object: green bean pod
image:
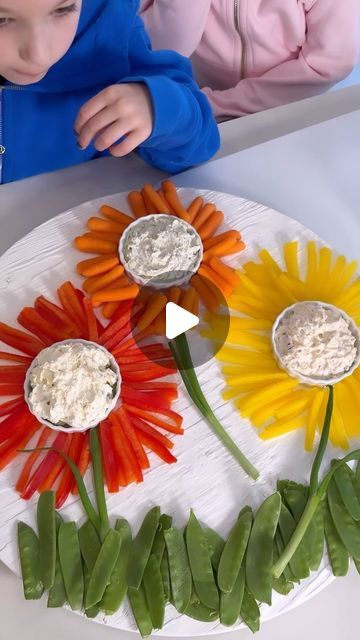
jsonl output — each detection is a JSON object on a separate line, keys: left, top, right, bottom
{"left": 203, "top": 527, "right": 225, "bottom": 572}
{"left": 184, "top": 601, "right": 219, "bottom": 622}
{"left": 37, "top": 491, "right": 56, "bottom": 590}
{"left": 327, "top": 477, "right": 360, "bottom": 559}
{"left": 160, "top": 549, "right": 171, "bottom": 603}
{"left": 246, "top": 493, "right": 281, "bottom": 604}
{"left": 151, "top": 514, "right": 173, "bottom": 565}
{"left": 143, "top": 554, "right": 165, "bottom": 630}
{"left": 164, "top": 527, "right": 192, "bottom": 614}
{"left": 128, "top": 585, "right": 153, "bottom": 638}
{"left": 58, "top": 521, "right": 84, "bottom": 611}
{"left": 285, "top": 489, "right": 324, "bottom": 571}
{"left": 278, "top": 503, "right": 310, "bottom": 580}
{"left": 127, "top": 507, "right": 161, "bottom": 590}
{"left": 323, "top": 500, "right": 349, "bottom": 576}
{"left": 18, "top": 522, "right": 43, "bottom": 600}
{"left": 218, "top": 508, "right": 252, "bottom": 593}
{"left": 333, "top": 462, "right": 360, "bottom": 520}
{"left": 48, "top": 513, "right": 66, "bottom": 608}
{"left": 101, "top": 518, "right": 132, "bottom": 615}
{"left": 185, "top": 510, "right": 219, "bottom": 611}
{"left": 240, "top": 587, "right": 260, "bottom": 633}
{"left": 86, "top": 529, "right": 121, "bottom": 610}
{"left": 220, "top": 566, "right": 245, "bottom": 626}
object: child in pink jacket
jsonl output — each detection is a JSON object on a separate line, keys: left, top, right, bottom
{"left": 140, "top": 0, "right": 360, "bottom": 118}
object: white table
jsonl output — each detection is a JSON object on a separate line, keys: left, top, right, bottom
{"left": 1, "top": 88, "right": 360, "bottom": 640}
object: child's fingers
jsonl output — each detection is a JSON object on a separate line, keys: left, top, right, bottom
{"left": 94, "top": 120, "right": 131, "bottom": 153}
{"left": 74, "top": 86, "right": 118, "bottom": 134}
{"left": 77, "top": 107, "right": 122, "bottom": 150}
{"left": 109, "top": 128, "right": 150, "bottom": 157}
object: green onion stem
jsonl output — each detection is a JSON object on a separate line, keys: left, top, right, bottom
{"left": 90, "top": 427, "right": 109, "bottom": 540}
{"left": 309, "top": 386, "right": 333, "bottom": 496}
{"left": 170, "top": 333, "right": 259, "bottom": 481}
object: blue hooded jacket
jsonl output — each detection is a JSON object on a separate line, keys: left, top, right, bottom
{"left": 0, "top": 0, "right": 219, "bottom": 184}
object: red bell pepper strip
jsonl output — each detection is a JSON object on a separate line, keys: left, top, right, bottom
{"left": 39, "top": 435, "right": 72, "bottom": 492}
{"left": 115, "top": 406, "right": 150, "bottom": 470}
{"left": 121, "top": 368, "right": 175, "bottom": 383}
{"left": 0, "top": 396, "right": 24, "bottom": 417}
{"left": 99, "top": 421, "right": 119, "bottom": 493}
{"left": 131, "top": 416, "right": 174, "bottom": 450}
{"left": 116, "top": 348, "right": 171, "bottom": 366}
{"left": 0, "top": 417, "right": 40, "bottom": 471}
{"left": 0, "top": 351, "right": 32, "bottom": 365}
{"left": 136, "top": 430, "right": 177, "bottom": 464}
{"left": 35, "top": 296, "right": 82, "bottom": 338}
{"left": 55, "top": 433, "right": 84, "bottom": 508}
{"left": 111, "top": 299, "right": 137, "bottom": 322}
{"left": 112, "top": 326, "right": 154, "bottom": 354}
{"left": 0, "top": 321, "right": 45, "bottom": 357}
{"left": 0, "top": 383, "right": 24, "bottom": 396}
{"left": 57, "top": 282, "right": 88, "bottom": 336}
{"left": 76, "top": 288, "right": 104, "bottom": 337}
{"left": 72, "top": 431, "right": 91, "bottom": 494}
{"left": 108, "top": 412, "right": 143, "bottom": 484}
{"left": 21, "top": 431, "right": 69, "bottom": 500}
{"left": 126, "top": 381, "right": 178, "bottom": 392}
{"left": 0, "top": 365, "right": 28, "bottom": 384}
{"left": 83, "top": 298, "right": 99, "bottom": 342}
{"left": 15, "top": 427, "right": 51, "bottom": 493}
{"left": 121, "top": 386, "right": 176, "bottom": 409}
{"left": 102, "top": 310, "right": 143, "bottom": 353}
{"left": 99, "top": 304, "right": 139, "bottom": 347}
{"left": 124, "top": 404, "right": 184, "bottom": 434}
{"left": 18, "top": 307, "right": 73, "bottom": 343}
{"left": 0, "top": 402, "right": 31, "bottom": 443}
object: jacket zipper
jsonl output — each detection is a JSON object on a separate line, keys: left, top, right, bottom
{"left": 234, "top": 0, "right": 246, "bottom": 80}
{"left": 0, "top": 88, "right": 5, "bottom": 185}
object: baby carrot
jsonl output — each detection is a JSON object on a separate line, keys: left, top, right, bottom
{"left": 219, "top": 240, "right": 246, "bottom": 257}
{"left": 83, "top": 231, "right": 121, "bottom": 244}
{"left": 83, "top": 265, "right": 125, "bottom": 295}
{"left": 138, "top": 293, "right": 167, "bottom": 331}
{"left": 164, "top": 191, "right": 190, "bottom": 223}
{"left": 74, "top": 236, "right": 118, "bottom": 255}
{"left": 91, "top": 284, "right": 139, "bottom": 305}
{"left": 179, "top": 286, "right": 196, "bottom": 312}
{"left": 198, "top": 264, "right": 233, "bottom": 298}
{"left": 99, "top": 205, "right": 133, "bottom": 226}
{"left": 203, "top": 230, "right": 241, "bottom": 251}
{"left": 198, "top": 210, "right": 224, "bottom": 240}
{"left": 128, "top": 191, "right": 148, "bottom": 218}
{"left": 187, "top": 197, "right": 204, "bottom": 224}
{"left": 141, "top": 189, "right": 154, "bottom": 213}
{"left": 203, "top": 237, "right": 241, "bottom": 261}
{"left": 161, "top": 179, "right": 177, "bottom": 194}
{"left": 143, "top": 184, "right": 170, "bottom": 214}
{"left": 87, "top": 217, "right": 125, "bottom": 235}
{"left": 192, "top": 290, "right": 200, "bottom": 316}
{"left": 77, "top": 255, "right": 119, "bottom": 278}
{"left": 102, "top": 302, "right": 122, "bottom": 319}
{"left": 209, "top": 257, "right": 240, "bottom": 287}
{"left": 168, "top": 287, "right": 182, "bottom": 305}
{"left": 193, "top": 203, "right": 216, "bottom": 230}
{"left": 158, "top": 189, "right": 174, "bottom": 213}
{"left": 191, "top": 275, "right": 219, "bottom": 312}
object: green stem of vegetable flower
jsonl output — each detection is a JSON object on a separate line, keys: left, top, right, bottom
{"left": 309, "top": 385, "right": 334, "bottom": 497}
{"left": 19, "top": 446, "right": 101, "bottom": 535}
{"left": 90, "top": 427, "right": 109, "bottom": 540}
{"left": 169, "top": 333, "right": 259, "bottom": 481}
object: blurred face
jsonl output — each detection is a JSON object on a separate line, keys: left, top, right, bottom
{"left": 0, "top": 0, "right": 82, "bottom": 85}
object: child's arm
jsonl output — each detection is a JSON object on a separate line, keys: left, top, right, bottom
{"left": 139, "top": 0, "right": 211, "bottom": 56}
{"left": 203, "top": 0, "right": 360, "bottom": 118}
{"left": 75, "top": 14, "right": 220, "bottom": 173}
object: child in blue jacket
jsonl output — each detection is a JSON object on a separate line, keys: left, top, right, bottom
{"left": 0, "top": 0, "right": 220, "bottom": 184}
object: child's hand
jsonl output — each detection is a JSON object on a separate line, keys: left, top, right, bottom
{"left": 74, "top": 83, "right": 153, "bottom": 156}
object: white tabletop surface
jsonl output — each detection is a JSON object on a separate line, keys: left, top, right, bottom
{"left": 0, "top": 87, "right": 360, "bottom": 639}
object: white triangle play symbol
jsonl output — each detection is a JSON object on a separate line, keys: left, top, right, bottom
{"left": 166, "top": 302, "right": 199, "bottom": 340}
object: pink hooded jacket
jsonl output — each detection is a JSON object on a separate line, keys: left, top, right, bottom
{"left": 140, "top": 0, "right": 360, "bottom": 118}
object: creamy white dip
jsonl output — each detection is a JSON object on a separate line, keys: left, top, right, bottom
{"left": 122, "top": 216, "right": 202, "bottom": 282}
{"left": 274, "top": 302, "right": 358, "bottom": 379}
{"left": 28, "top": 343, "right": 118, "bottom": 428}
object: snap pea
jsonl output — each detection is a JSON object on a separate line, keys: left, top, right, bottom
{"left": 128, "top": 585, "right": 153, "bottom": 638}
{"left": 220, "top": 566, "right": 245, "bottom": 626}
{"left": 354, "top": 461, "right": 360, "bottom": 499}
{"left": 203, "top": 527, "right": 225, "bottom": 572}
{"left": 151, "top": 514, "right": 173, "bottom": 565}
{"left": 327, "top": 477, "right": 360, "bottom": 559}
{"left": 277, "top": 479, "right": 306, "bottom": 496}
{"left": 18, "top": 522, "right": 43, "bottom": 600}
{"left": 184, "top": 601, "right": 219, "bottom": 622}
{"left": 143, "top": 554, "right": 165, "bottom": 630}
{"left": 37, "top": 490, "right": 56, "bottom": 590}
{"left": 160, "top": 548, "right": 171, "bottom": 602}
{"left": 83, "top": 565, "right": 100, "bottom": 619}
{"left": 333, "top": 461, "right": 360, "bottom": 521}
{"left": 58, "top": 521, "right": 84, "bottom": 611}
{"left": 353, "top": 557, "right": 360, "bottom": 574}
{"left": 285, "top": 489, "right": 324, "bottom": 571}
{"left": 218, "top": 508, "right": 252, "bottom": 593}
{"left": 127, "top": 506, "right": 161, "bottom": 589}
{"left": 240, "top": 587, "right": 260, "bottom": 633}
{"left": 48, "top": 513, "right": 66, "bottom": 608}
{"left": 278, "top": 503, "right": 310, "bottom": 580}
{"left": 101, "top": 518, "right": 132, "bottom": 615}
{"left": 164, "top": 527, "right": 192, "bottom": 613}
{"left": 185, "top": 510, "right": 219, "bottom": 610}
{"left": 246, "top": 493, "right": 281, "bottom": 604}
{"left": 323, "top": 499, "right": 349, "bottom": 576}
{"left": 78, "top": 519, "right": 102, "bottom": 618}
{"left": 86, "top": 528, "right": 121, "bottom": 609}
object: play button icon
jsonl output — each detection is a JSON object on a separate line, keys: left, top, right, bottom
{"left": 165, "top": 302, "right": 199, "bottom": 340}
